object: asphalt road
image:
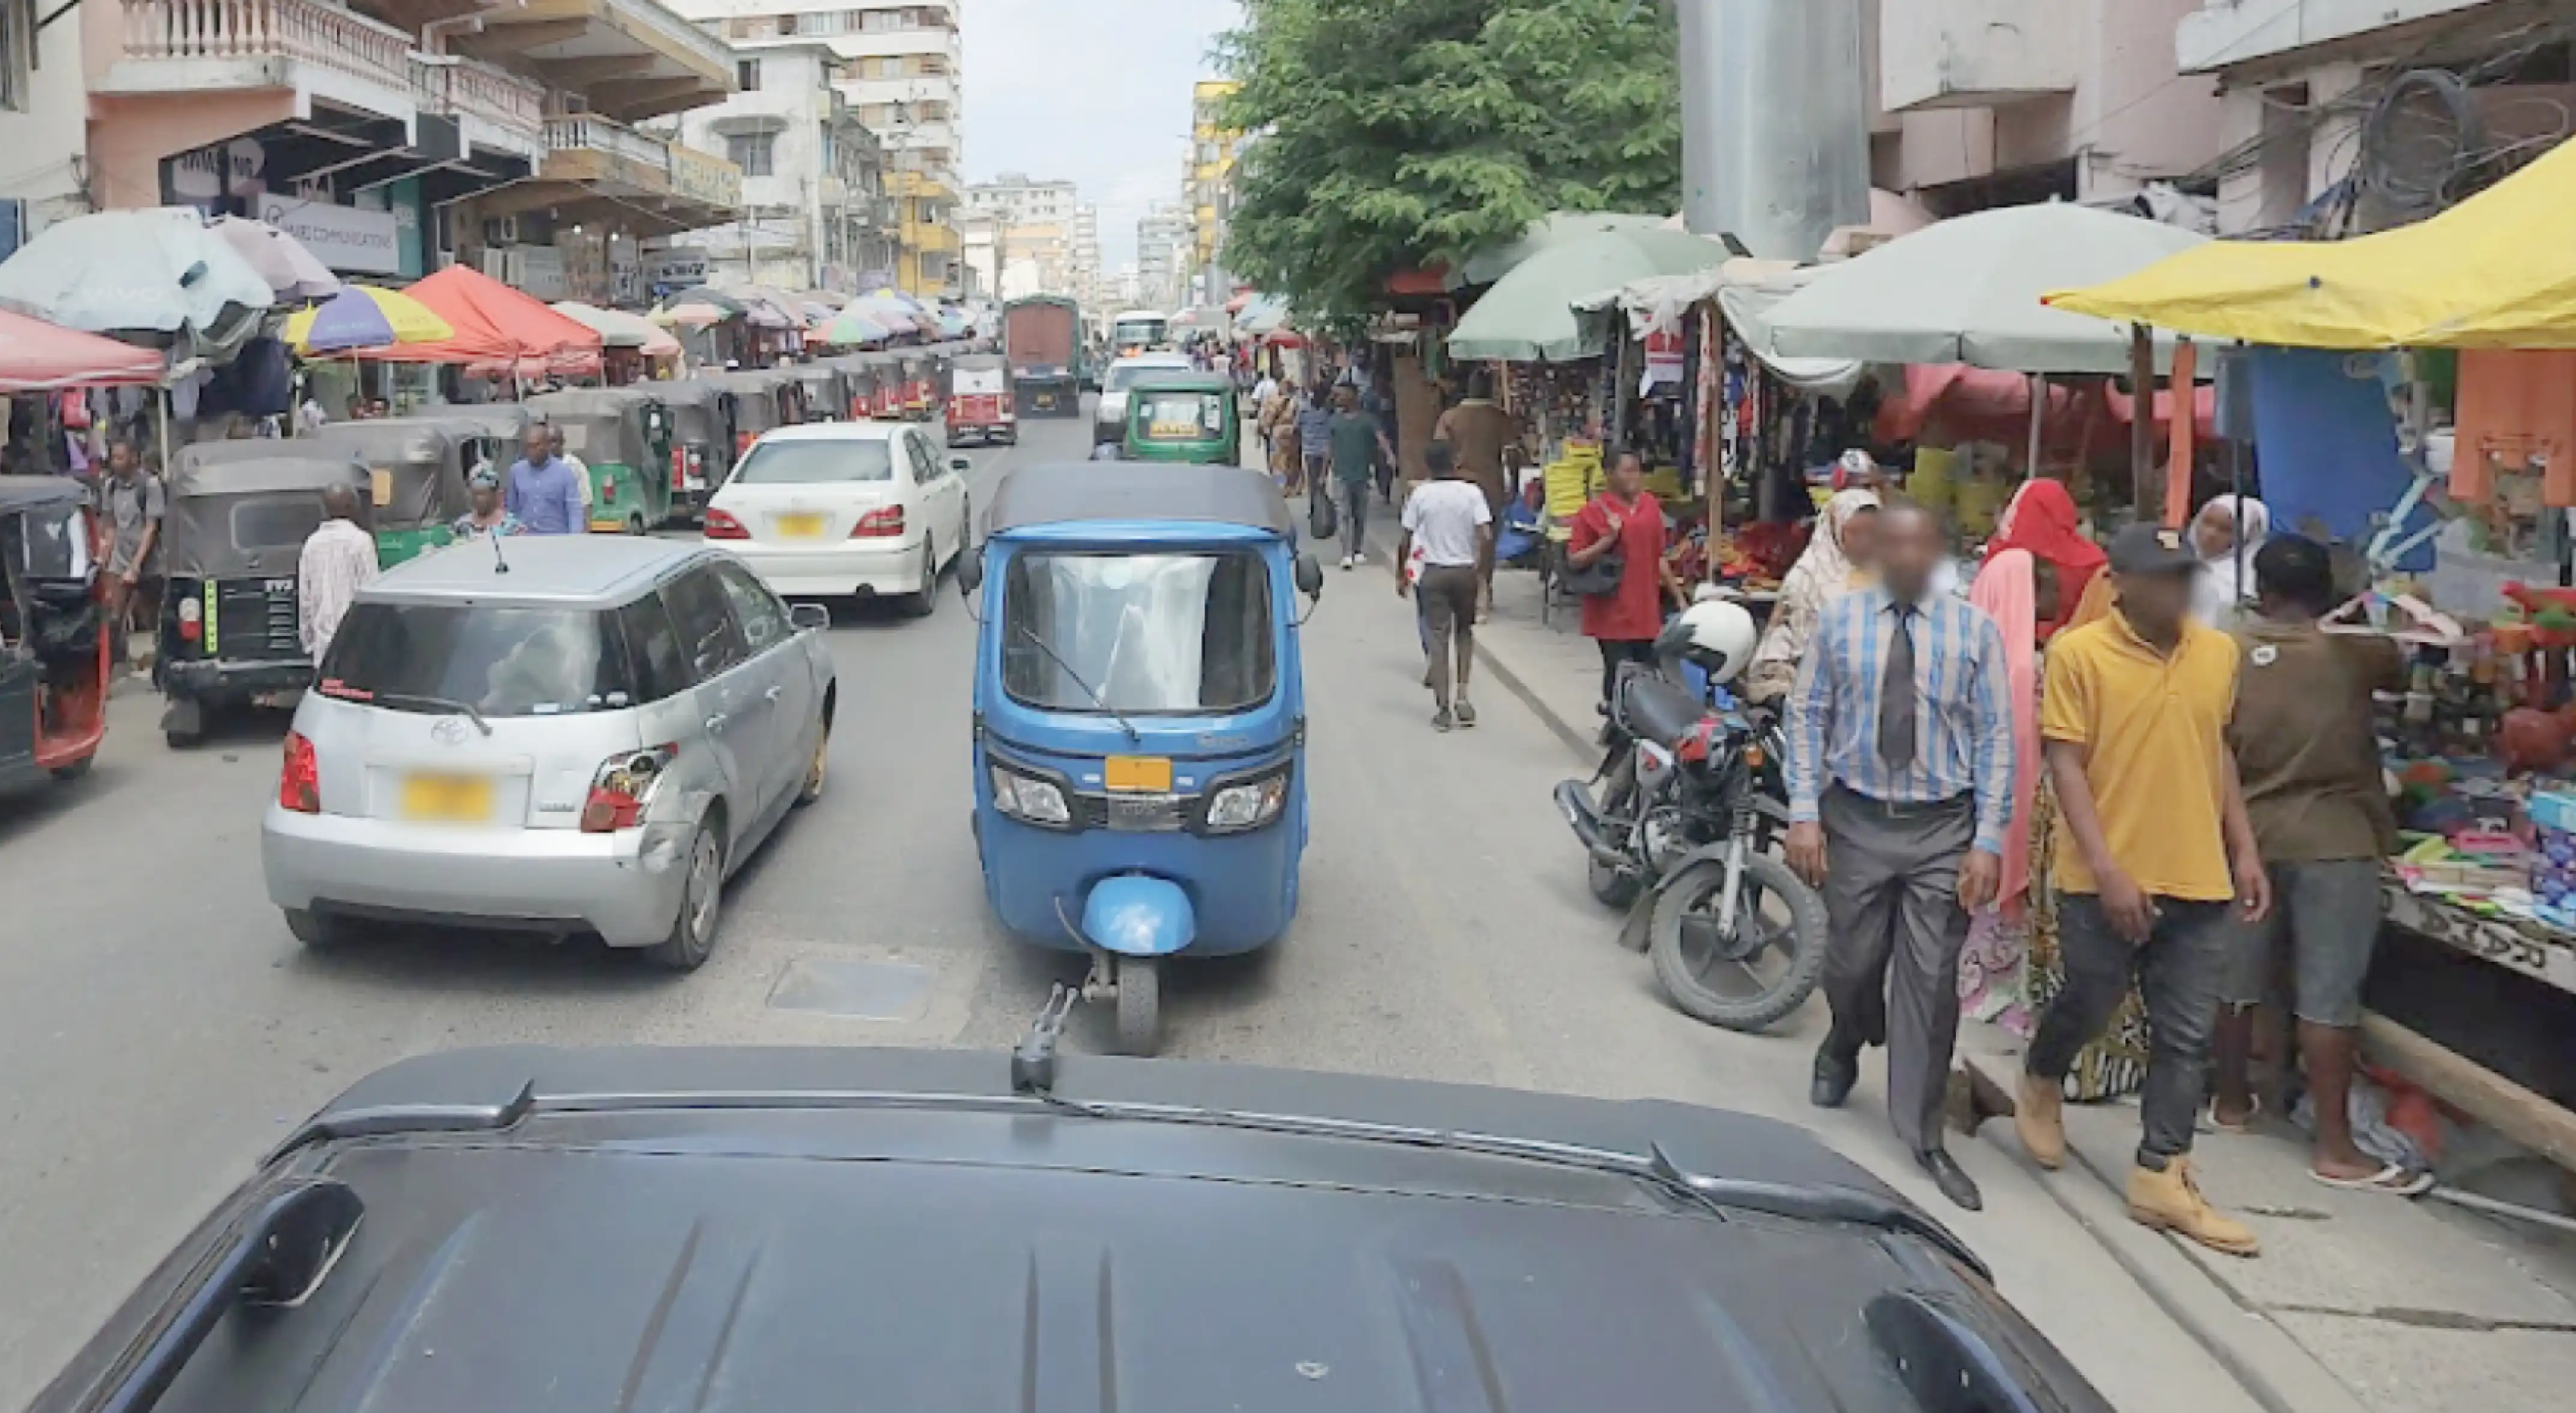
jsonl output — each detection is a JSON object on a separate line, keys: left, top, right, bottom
{"left": 0, "top": 413, "right": 2262, "bottom": 1412}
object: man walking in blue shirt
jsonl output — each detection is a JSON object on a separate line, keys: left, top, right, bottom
{"left": 1784, "top": 499, "right": 2014, "bottom": 1211}
{"left": 505, "top": 424, "right": 587, "bottom": 535}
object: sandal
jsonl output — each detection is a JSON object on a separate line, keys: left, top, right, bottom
{"left": 2205, "top": 1096, "right": 2261, "bottom": 1134}
{"left": 2308, "top": 1162, "right": 2434, "bottom": 1196}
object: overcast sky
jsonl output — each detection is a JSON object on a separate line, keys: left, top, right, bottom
{"left": 961, "top": 0, "right": 1242, "bottom": 269}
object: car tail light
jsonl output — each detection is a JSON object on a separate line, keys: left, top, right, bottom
{"left": 851, "top": 505, "right": 905, "bottom": 538}
{"left": 279, "top": 730, "right": 320, "bottom": 813}
{"left": 703, "top": 506, "right": 750, "bottom": 540}
{"left": 671, "top": 447, "right": 687, "bottom": 490}
{"left": 582, "top": 744, "right": 677, "bottom": 833}
{"left": 176, "top": 594, "right": 202, "bottom": 642}
{"left": 601, "top": 475, "right": 619, "bottom": 505}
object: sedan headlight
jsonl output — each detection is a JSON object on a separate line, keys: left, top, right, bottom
{"left": 990, "top": 763, "right": 1072, "bottom": 827}
{"left": 1203, "top": 769, "right": 1289, "bottom": 833}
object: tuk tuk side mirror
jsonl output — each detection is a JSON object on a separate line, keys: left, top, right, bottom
{"left": 1294, "top": 552, "right": 1324, "bottom": 599}
{"left": 956, "top": 545, "right": 985, "bottom": 598}
{"left": 788, "top": 601, "right": 831, "bottom": 633}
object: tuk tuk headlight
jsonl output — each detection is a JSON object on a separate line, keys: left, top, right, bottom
{"left": 989, "top": 762, "right": 1072, "bottom": 827}
{"left": 1202, "top": 764, "right": 1290, "bottom": 834}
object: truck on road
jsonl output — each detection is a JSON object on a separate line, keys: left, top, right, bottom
{"left": 1001, "top": 296, "right": 1083, "bottom": 419}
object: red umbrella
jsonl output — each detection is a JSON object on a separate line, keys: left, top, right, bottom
{"left": 361, "top": 265, "right": 601, "bottom": 366}
{"left": 0, "top": 309, "right": 163, "bottom": 392}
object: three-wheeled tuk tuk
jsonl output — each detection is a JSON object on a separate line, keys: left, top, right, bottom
{"left": 712, "top": 370, "right": 806, "bottom": 454}
{"left": 823, "top": 354, "right": 878, "bottom": 419}
{"left": 946, "top": 353, "right": 1015, "bottom": 446}
{"left": 156, "top": 442, "right": 371, "bottom": 747}
{"left": 1120, "top": 372, "right": 1245, "bottom": 466}
{"left": 640, "top": 378, "right": 735, "bottom": 514}
{"left": 962, "top": 463, "right": 1325, "bottom": 1055}
{"left": 309, "top": 413, "right": 518, "bottom": 564}
{"left": 896, "top": 353, "right": 935, "bottom": 420}
{"left": 851, "top": 352, "right": 902, "bottom": 419}
{"left": 524, "top": 387, "right": 675, "bottom": 534}
{"left": 0, "top": 477, "right": 110, "bottom": 793}
{"left": 789, "top": 363, "right": 847, "bottom": 424}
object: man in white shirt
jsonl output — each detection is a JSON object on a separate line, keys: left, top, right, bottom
{"left": 548, "top": 425, "right": 595, "bottom": 526}
{"left": 298, "top": 484, "right": 378, "bottom": 663}
{"left": 1397, "top": 443, "right": 1493, "bottom": 731}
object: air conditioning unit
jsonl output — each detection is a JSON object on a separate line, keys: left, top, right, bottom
{"left": 482, "top": 214, "right": 522, "bottom": 246}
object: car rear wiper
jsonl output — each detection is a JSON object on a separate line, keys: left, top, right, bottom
{"left": 369, "top": 691, "right": 493, "bottom": 736}
{"left": 1012, "top": 623, "right": 1141, "bottom": 743}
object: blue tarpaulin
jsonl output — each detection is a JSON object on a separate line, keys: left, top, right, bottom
{"left": 2247, "top": 347, "right": 2436, "bottom": 571}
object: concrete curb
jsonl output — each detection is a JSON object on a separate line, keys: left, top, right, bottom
{"left": 1958, "top": 1051, "right": 2372, "bottom": 1413}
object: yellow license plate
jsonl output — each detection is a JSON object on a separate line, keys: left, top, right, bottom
{"left": 1103, "top": 756, "right": 1173, "bottom": 792}
{"left": 1150, "top": 420, "right": 1198, "bottom": 439}
{"left": 401, "top": 774, "right": 493, "bottom": 822}
{"left": 776, "top": 512, "right": 826, "bottom": 539}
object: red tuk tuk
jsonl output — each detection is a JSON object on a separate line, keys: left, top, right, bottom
{"left": 0, "top": 477, "right": 109, "bottom": 794}
{"left": 946, "top": 354, "right": 1016, "bottom": 445}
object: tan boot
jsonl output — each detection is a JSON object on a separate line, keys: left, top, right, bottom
{"left": 2127, "top": 1156, "right": 2261, "bottom": 1256}
{"left": 2015, "top": 1071, "right": 2065, "bottom": 1170}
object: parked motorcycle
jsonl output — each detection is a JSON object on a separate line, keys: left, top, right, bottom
{"left": 1555, "top": 601, "right": 1828, "bottom": 1033}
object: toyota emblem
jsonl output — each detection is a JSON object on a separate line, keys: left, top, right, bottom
{"left": 431, "top": 717, "right": 469, "bottom": 746}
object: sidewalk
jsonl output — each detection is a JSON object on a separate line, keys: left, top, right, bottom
{"left": 1346, "top": 491, "right": 2576, "bottom": 1413}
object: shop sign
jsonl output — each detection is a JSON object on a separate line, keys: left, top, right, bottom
{"left": 1642, "top": 327, "right": 1686, "bottom": 389}
{"left": 168, "top": 137, "right": 265, "bottom": 207}
{"left": 256, "top": 194, "right": 400, "bottom": 276}
{"left": 668, "top": 147, "right": 742, "bottom": 210}
{"left": 645, "top": 249, "right": 708, "bottom": 286}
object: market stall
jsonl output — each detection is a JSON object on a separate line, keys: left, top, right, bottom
{"left": 2052, "top": 133, "right": 2576, "bottom": 1176}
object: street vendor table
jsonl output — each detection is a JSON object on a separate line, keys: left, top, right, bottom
{"left": 2380, "top": 871, "right": 2576, "bottom": 997}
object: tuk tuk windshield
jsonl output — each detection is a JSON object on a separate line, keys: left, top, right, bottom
{"left": 1001, "top": 551, "right": 1274, "bottom": 714}
{"left": 233, "top": 499, "right": 330, "bottom": 555}
{"left": 731, "top": 439, "right": 893, "bottom": 484}
{"left": 320, "top": 603, "right": 634, "bottom": 717}
{"left": 1133, "top": 390, "right": 1229, "bottom": 442}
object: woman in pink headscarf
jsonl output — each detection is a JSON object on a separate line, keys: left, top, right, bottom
{"left": 1957, "top": 549, "right": 2047, "bottom": 1032}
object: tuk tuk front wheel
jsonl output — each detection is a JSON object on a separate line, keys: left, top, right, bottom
{"left": 1115, "top": 956, "right": 1161, "bottom": 1057}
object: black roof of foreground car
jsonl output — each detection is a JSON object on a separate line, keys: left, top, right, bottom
{"left": 31, "top": 1046, "right": 2110, "bottom": 1413}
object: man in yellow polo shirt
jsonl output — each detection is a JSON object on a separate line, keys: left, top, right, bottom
{"left": 2018, "top": 523, "right": 2273, "bottom": 1257}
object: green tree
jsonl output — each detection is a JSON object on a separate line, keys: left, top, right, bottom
{"left": 1219, "top": 0, "right": 1680, "bottom": 327}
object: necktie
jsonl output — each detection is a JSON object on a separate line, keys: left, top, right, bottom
{"left": 1879, "top": 602, "right": 1917, "bottom": 771}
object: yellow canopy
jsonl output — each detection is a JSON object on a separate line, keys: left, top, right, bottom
{"left": 2049, "top": 136, "right": 2576, "bottom": 350}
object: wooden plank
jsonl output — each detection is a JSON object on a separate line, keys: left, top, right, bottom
{"left": 2360, "top": 1011, "right": 2576, "bottom": 1174}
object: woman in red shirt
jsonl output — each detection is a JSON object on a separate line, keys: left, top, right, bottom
{"left": 1567, "top": 450, "right": 1683, "bottom": 708}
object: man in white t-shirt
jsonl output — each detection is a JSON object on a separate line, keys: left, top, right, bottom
{"left": 1397, "top": 443, "right": 1494, "bottom": 731}
{"left": 550, "top": 425, "right": 594, "bottom": 525}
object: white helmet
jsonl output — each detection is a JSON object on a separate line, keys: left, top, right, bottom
{"left": 1656, "top": 598, "right": 1760, "bottom": 684}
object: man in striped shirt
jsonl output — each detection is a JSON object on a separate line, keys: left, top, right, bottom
{"left": 1785, "top": 499, "right": 2014, "bottom": 1212}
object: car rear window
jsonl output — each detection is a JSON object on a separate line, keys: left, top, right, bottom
{"left": 319, "top": 603, "right": 636, "bottom": 716}
{"left": 729, "top": 439, "right": 892, "bottom": 484}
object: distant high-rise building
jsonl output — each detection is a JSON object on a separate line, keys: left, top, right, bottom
{"left": 1135, "top": 204, "right": 1191, "bottom": 312}
{"left": 966, "top": 173, "right": 1081, "bottom": 297}
{"left": 1188, "top": 79, "right": 1245, "bottom": 309}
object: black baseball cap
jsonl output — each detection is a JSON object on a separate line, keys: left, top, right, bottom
{"left": 2107, "top": 523, "right": 2201, "bottom": 576}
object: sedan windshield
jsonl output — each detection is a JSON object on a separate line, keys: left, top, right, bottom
{"left": 1002, "top": 552, "right": 1274, "bottom": 714}
{"left": 731, "top": 439, "right": 894, "bottom": 484}
{"left": 1105, "top": 363, "right": 1186, "bottom": 395}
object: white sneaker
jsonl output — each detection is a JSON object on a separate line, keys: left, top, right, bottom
{"left": 1339, "top": 555, "right": 1355, "bottom": 570}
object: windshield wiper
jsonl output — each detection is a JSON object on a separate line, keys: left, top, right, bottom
{"left": 369, "top": 691, "right": 493, "bottom": 736}
{"left": 1013, "top": 623, "right": 1141, "bottom": 743}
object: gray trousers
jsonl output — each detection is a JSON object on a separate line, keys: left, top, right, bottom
{"left": 1820, "top": 785, "right": 1975, "bottom": 1153}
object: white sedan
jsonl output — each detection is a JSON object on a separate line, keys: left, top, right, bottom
{"left": 703, "top": 421, "right": 973, "bottom": 616}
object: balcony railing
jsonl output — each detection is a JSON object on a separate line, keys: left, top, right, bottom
{"left": 120, "top": 0, "right": 414, "bottom": 91}
{"left": 416, "top": 57, "right": 545, "bottom": 133}
{"left": 546, "top": 112, "right": 672, "bottom": 170}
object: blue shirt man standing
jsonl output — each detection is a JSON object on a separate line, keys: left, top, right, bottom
{"left": 505, "top": 424, "right": 587, "bottom": 535}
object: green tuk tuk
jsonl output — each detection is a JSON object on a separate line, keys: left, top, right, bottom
{"left": 524, "top": 387, "right": 675, "bottom": 535}
{"left": 155, "top": 442, "right": 371, "bottom": 747}
{"left": 1120, "top": 372, "right": 1245, "bottom": 466}
{"left": 641, "top": 377, "right": 735, "bottom": 512}
{"left": 308, "top": 413, "right": 519, "bottom": 564}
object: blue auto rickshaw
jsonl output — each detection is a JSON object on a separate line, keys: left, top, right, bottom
{"left": 961, "top": 462, "right": 1325, "bottom": 1055}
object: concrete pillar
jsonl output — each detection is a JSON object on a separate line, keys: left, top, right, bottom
{"left": 1677, "top": 0, "right": 1871, "bottom": 260}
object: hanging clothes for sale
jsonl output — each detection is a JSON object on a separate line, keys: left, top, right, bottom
{"left": 2452, "top": 348, "right": 2576, "bottom": 506}
{"left": 2245, "top": 347, "right": 2434, "bottom": 570}
{"left": 201, "top": 336, "right": 292, "bottom": 419}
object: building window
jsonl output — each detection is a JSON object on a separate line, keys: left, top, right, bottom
{"left": 915, "top": 53, "right": 947, "bottom": 76}
{"left": 873, "top": 56, "right": 901, "bottom": 79}
{"left": 737, "top": 59, "right": 759, "bottom": 91}
{"left": 727, "top": 132, "right": 778, "bottom": 177}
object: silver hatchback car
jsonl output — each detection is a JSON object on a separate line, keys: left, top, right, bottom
{"left": 260, "top": 536, "right": 837, "bottom": 969}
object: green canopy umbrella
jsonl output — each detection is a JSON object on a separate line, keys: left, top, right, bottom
{"left": 1449, "top": 211, "right": 1672, "bottom": 290}
{"left": 1447, "top": 228, "right": 1731, "bottom": 363}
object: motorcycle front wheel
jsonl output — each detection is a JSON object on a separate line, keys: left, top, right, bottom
{"left": 1648, "top": 852, "right": 1827, "bottom": 1033}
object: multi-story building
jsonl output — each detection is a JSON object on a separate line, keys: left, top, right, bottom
{"left": 1, "top": 0, "right": 743, "bottom": 293}
{"left": 967, "top": 172, "right": 1080, "bottom": 297}
{"left": 1187, "top": 78, "right": 1243, "bottom": 309}
{"left": 1069, "top": 202, "right": 1102, "bottom": 314}
{"left": 664, "top": 39, "right": 891, "bottom": 291}
{"left": 1135, "top": 203, "right": 1190, "bottom": 313}
{"left": 1865, "top": 0, "right": 2223, "bottom": 217}
{"left": 682, "top": 0, "right": 959, "bottom": 293}
{"left": 958, "top": 208, "right": 998, "bottom": 300}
